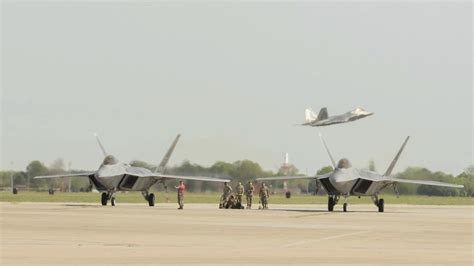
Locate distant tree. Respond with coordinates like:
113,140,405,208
464,165,474,174
130,160,156,171
26,161,49,189
455,171,473,197
209,161,234,176
50,158,65,172
316,166,333,175
232,160,268,181
308,166,333,194
26,161,48,177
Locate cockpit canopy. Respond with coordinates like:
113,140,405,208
337,158,351,169
102,155,119,165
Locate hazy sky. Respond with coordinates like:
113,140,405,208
1,1,472,175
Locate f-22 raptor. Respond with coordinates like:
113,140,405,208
35,134,230,207
302,107,373,127
257,135,463,212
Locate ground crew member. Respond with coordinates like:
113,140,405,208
223,182,232,199
245,180,254,209
235,182,244,207
175,180,185,209
220,182,233,208
259,182,269,209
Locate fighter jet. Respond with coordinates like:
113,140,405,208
257,135,463,212
301,107,373,127
35,134,230,207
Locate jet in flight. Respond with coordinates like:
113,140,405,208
35,134,230,206
257,135,463,212
301,107,373,127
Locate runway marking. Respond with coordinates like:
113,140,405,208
282,230,369,248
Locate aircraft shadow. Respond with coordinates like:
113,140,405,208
266,208,408,214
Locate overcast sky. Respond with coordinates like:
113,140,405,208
1,1,472,175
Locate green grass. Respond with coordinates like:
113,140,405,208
0,191,472,205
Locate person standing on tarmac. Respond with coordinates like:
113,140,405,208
235,182,244,208
245,180,255,209
175,180,185,209
259,182,269,209
220,182,233,208
223,182,232,199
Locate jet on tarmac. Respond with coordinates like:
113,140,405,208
301,107,373,127
257,135,463,212
35,134,230,207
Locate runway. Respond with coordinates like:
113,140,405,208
1,203,472,265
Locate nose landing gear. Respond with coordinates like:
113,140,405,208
101,192,116,206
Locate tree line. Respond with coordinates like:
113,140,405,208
0,159,472,197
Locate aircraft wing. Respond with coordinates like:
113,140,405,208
354,174,464,188
383,177,464,188
152,174,231,183
256,172,332,181
34,172,95,179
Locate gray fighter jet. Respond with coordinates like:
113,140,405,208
257,135,463,212
301,107,373,127
35,134,230,206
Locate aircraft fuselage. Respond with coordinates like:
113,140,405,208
323,167,387,197
89,162,158,192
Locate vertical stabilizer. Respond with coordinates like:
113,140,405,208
384,136,410,176
93,133,108,157
319,133,337,169
155,134,181,173
316,108,328,122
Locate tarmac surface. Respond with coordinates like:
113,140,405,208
1,202,472,265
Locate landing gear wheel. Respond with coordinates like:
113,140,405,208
343,203,348,212
101,192,108,206
147,193,155,207
111,197,116,206
328,197,335,212
378,198,384,213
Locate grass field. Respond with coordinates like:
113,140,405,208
0,191,472,205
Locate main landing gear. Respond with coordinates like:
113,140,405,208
101,192,116,206
329,195,384,213
327,195,339,212
142,191,155,207
372,195,384,212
